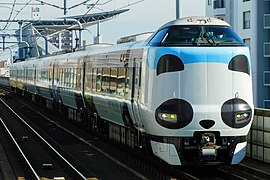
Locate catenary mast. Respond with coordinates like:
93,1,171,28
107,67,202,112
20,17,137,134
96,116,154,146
176,0,180,19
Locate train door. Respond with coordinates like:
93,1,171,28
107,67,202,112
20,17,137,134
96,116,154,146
52,62,62,103
130,54,143,128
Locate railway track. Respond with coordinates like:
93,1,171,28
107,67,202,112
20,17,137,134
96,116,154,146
0,98,94,179
1,86,270,179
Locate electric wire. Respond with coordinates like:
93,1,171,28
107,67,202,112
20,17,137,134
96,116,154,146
1,0,17,31
5,0,34,32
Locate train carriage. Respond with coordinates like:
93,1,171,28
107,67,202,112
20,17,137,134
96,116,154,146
10,16,254,166
53,52,85,110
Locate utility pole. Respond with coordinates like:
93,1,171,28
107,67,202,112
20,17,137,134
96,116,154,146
64,0,67,15
176,0,180,19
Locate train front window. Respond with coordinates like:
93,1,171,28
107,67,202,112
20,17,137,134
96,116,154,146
149,25,244,46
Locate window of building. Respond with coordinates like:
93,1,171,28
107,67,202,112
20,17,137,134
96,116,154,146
264,14,270,29
243,38,251,48
264,100,270,109
208,0,212,5
213,0,225,9
243,11,251,29
243,0,250,2
264,43,270,57
264,71,270,86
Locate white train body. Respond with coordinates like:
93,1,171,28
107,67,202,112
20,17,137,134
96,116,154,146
10,17,253,165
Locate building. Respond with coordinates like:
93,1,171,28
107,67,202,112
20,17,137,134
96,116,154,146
0,49,12,77
206,0,270,108
180,0,206,17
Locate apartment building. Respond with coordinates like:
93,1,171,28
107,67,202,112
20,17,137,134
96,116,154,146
206,0,270,108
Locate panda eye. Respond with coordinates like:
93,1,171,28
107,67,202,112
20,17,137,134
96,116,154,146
228,55,250,75
157,54,184,76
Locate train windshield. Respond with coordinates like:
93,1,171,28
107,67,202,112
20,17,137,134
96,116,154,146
149,25,245,46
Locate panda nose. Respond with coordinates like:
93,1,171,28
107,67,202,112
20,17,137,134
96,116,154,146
199,119,215,129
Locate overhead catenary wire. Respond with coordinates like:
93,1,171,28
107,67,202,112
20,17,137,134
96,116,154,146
117,0,144,10
4,0,34,33
1,0,17,31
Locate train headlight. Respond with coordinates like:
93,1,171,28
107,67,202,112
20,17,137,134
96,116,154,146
221,98,252,128
235,112,251,124
155,99,193,129
158,113,177,123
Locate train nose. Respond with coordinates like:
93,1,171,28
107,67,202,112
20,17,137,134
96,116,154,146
199,119,215,129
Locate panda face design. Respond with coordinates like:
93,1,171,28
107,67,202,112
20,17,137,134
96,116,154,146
145,46,253,136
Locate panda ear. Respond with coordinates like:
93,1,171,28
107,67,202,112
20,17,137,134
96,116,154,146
157,54,184,76
228,55,250,75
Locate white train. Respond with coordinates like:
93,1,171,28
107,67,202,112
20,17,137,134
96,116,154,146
10,16,254,165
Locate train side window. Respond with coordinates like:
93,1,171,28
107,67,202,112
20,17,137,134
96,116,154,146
59,69,63,86
102,67,110,93
71,68,74,88
66,68,69,87
96,68,102,92
110,67,117,94
62,68,65,86
76,67,81,90
69,68,73,88
64,68,68,87
117,67,125,96
72,68,75,89
125,67,130,97
85,63,92,92
63,68,66,86
92,68,97,92
68,68,72,88
27,69,33,81
70,68,76,89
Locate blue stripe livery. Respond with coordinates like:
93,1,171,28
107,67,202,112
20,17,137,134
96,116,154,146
147,47,250,70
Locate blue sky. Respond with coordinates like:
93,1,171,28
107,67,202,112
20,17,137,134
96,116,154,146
87,0,206,43
0,0,206,44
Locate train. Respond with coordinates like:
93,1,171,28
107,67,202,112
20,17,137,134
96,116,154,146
9,16,254,166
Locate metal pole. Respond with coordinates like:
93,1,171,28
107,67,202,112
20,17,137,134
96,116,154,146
79,30,82,48
6,47,13,64
176,0,180,19
2,36,5,50
40,35,48,55
64,0,67,15
18,21,23,43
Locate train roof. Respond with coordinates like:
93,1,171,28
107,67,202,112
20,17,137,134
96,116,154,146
159,16,230,30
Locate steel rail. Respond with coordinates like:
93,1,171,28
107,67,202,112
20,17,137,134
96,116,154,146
0,98,88,180
0,117,40,180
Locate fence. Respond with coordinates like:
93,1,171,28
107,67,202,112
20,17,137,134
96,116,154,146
247,108,270,163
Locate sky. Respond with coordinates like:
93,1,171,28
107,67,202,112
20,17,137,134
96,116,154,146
0,0,206,45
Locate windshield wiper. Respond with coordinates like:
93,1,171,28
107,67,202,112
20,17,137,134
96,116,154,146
194,31,217,46
215,39,234,45
204,32,216,46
